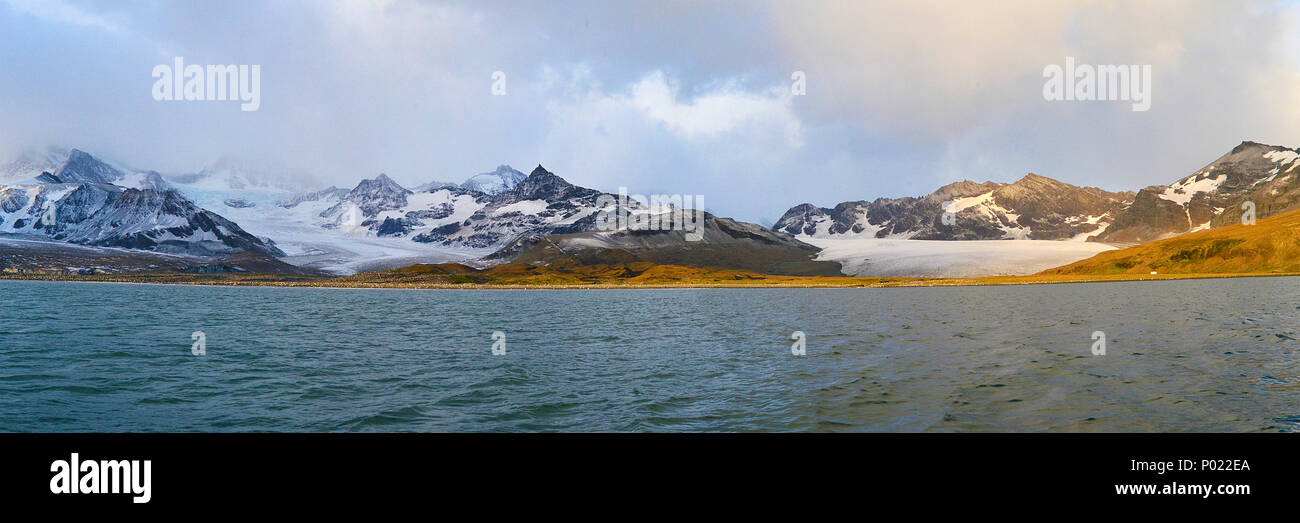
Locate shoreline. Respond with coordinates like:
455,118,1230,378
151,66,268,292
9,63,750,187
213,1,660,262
3,270,1297,290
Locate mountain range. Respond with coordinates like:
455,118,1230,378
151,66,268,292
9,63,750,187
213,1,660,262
774,141,1300,245
2,140,1297,278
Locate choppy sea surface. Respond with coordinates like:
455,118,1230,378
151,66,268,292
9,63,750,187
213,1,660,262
1,278,1298,432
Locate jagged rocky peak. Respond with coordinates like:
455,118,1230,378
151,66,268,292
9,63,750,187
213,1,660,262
505,164,598,202
926,180,1002,203
1231,140,1294,155
345,173,411,216
352,173,408,194
51,149,123,185
773,203,831,236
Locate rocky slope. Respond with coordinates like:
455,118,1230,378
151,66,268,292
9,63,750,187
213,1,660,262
486,214,841,277
264,163,837,275
1096,141,1300,242
776,140,1300,250
774,174,1134,241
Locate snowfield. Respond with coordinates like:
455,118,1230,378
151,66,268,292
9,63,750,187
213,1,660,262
804,237,1116,278
171,184,488,274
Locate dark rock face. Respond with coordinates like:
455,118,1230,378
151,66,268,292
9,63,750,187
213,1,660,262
489,211,842,277
375,217,410,237
0,187,27,213
503,165,601,203
333,173,412,217
224,198,256,208
774,203,829,236
774,174,1133,241
51,149,123,185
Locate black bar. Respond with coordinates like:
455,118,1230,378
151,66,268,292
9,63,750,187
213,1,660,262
0,433,1284,510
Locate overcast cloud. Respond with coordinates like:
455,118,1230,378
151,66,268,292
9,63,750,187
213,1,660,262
1,0,1297,223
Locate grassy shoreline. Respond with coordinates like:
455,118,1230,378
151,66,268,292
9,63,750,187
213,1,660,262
3,269,1297,290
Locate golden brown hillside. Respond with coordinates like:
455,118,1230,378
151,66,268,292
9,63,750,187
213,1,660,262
1042,207,1300,275
337,261,876,287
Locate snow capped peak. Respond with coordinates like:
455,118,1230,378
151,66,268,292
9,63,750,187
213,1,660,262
52,149,124,185
337,173,412,217
351,173,409,195
460,164,526,195
507,164,596,202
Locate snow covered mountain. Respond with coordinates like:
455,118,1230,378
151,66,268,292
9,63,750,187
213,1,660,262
10,141,1292,278
0,149,282,258
186,163,741,273
774,173,1134,242
1097,141,1300,242
769,174,1136,277
4,152,722,276
1,147,169,190
770,141,1300,277
459,165,527,195
276,165,650,250
166,163,651,273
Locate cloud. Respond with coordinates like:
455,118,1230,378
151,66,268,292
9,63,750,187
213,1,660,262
627,71,802,146
768,0,1300,196
0,0,1297,223
525,67,805,218
770,0,1300,140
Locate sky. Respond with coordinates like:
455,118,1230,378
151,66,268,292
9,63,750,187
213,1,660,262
1,0,1298,224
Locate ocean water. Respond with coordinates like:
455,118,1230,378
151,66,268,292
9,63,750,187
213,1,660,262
1,278,1298,432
